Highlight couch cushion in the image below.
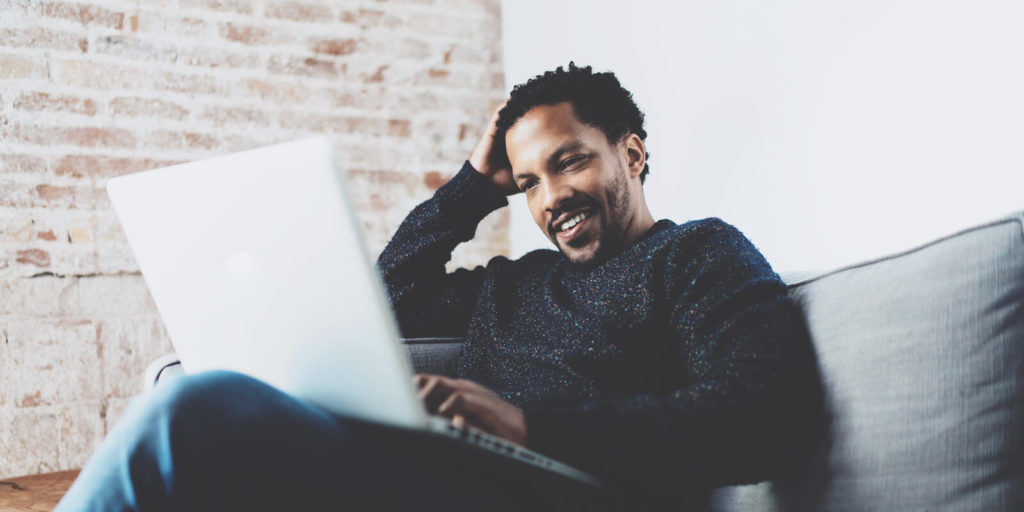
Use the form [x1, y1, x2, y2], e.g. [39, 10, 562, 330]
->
[711, 212, 1024, 511]
[402, 337, 463, 377]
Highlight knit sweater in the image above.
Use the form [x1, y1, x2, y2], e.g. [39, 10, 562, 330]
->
[377, 162, 822, 503]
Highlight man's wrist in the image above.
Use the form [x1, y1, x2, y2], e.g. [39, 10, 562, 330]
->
[432, 162, 508, 229]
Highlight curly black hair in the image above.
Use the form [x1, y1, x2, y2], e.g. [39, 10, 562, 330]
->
[496, 62, 650, 183]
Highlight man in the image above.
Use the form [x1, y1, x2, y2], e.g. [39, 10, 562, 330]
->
[58, 63, 821, 511]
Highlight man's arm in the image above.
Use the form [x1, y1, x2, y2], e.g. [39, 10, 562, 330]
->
[377, 101, 516, 337]
[520, 221, 823, 489]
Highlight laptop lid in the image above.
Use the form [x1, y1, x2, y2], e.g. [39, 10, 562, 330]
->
[107, 137, 428, 429]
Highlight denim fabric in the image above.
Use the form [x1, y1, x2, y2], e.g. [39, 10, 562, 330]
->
[57, 371, 611, 512]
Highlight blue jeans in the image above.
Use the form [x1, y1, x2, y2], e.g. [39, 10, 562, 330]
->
[56, 371, 609, 511]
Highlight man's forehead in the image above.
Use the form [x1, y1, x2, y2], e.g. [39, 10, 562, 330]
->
[506, 103, 600, 165]
[509, 102, 581, 136]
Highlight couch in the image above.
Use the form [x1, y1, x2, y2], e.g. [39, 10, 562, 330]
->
[145, 211, 1024, 510]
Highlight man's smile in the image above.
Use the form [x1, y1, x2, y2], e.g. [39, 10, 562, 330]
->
[550, 206, 596, 242]
[555, 209, 593, 243]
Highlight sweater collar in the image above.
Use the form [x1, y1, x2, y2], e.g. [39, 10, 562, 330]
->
[563, 219, 675, 272]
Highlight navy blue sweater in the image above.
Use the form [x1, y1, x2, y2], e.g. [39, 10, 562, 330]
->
[378, 163, 822, 502]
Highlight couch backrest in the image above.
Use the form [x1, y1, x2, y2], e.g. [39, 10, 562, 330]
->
[712, 212, 1024, 511]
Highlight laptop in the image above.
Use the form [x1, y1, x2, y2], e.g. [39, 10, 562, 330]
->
[106, 137, 600, 487]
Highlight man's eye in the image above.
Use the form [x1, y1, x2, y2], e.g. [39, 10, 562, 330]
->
[520, 180, 538, 191]
[560, 156, 585, 170]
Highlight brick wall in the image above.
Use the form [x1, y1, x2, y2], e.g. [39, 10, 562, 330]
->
[0, 0, 507, 477]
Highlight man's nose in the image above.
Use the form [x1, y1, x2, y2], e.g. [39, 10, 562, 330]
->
[541, 179, 574, 214]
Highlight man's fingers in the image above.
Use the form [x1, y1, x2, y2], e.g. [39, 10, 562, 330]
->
[415, 376, 509, 436]
[436, 388, 494, 426]
[437, 389, 464, 417]
[451, 414, 466, 428]
[490, 98, 508, 119]
[415, 374, 456, 413]
[417, 377, 438, 400]
[484, 99, 508, 132]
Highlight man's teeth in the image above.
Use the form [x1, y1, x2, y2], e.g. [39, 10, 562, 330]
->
[560, 212, 588, 232]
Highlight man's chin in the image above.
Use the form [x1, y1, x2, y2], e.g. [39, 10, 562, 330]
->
[558, 242, 602, 267]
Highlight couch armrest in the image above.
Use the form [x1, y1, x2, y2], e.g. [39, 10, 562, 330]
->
[143, 353, 185, 392]
[401, 337, 464, 376]
[144, 338, 466, 392]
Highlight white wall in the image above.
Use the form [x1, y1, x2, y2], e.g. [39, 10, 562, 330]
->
[500, 0, 1024, 272]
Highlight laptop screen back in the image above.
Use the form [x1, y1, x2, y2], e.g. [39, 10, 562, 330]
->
[107, 137, 427, 428]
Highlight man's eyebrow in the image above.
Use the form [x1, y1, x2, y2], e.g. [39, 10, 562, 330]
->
[547, 141, 586, 166]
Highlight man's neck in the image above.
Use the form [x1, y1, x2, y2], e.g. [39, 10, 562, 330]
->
[622, 206, 657, 249]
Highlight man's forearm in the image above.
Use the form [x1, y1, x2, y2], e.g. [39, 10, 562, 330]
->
[376, 162, 507, 336]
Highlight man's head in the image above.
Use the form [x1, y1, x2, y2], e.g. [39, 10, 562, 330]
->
[496, 63, 654, 267]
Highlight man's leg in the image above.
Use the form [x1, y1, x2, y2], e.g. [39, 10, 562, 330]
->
[56, 371, 536, 511]
[58, 370, 614, 511]
[57, 371, 366, 510]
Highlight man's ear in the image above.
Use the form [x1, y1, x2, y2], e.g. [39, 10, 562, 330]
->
[623, 134, 646, 179]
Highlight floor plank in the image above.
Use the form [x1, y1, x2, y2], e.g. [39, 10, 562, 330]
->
[0, 470, 80, 511]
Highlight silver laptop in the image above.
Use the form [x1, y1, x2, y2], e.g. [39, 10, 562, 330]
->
[107, 137, 599, 487]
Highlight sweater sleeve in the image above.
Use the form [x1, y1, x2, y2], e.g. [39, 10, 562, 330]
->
[522, 220, 823, 490]
[376, 162, 508, 337]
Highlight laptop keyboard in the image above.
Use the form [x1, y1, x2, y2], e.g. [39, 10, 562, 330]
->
[427, 417, 601, 486]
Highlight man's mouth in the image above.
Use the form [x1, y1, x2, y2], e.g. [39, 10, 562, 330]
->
[559, 211, 589, 232]
[553, 209, 593, 242]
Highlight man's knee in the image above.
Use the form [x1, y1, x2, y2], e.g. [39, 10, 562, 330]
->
[149, 370, 270, 428]
[147, 369, 361, 466]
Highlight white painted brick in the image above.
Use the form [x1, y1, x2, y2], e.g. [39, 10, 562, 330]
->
[58, 400, 106, 470]
[74, 275, 157, 316]
[0, 277, 80, 317]
[1, 0, 507, 476]
[102, 396, 135, 436]
[99, 316, 172, 398]
[0, 407, 61, 477]
[2, 319, 102, 409]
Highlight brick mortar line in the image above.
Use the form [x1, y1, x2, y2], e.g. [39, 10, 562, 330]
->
[2, 115, 466, 132]
[0, 144, 228, 163]
[1, 113, 499, 143]
[2, 110, 279, 130]
[72, 25, 487, 50]
[1, 128, 456, 146]
[166, 4, 498, 25]
[23, 270, 142, 279]
[3, 88, 505, 117]
[0, 158, 476, 186]
[0, 314, 159, 322]
[0, 315, 160, 323]
[0, 173, 112, 188]
[0, 145, 445, 169]
[1, 28, 492, 59]
[4, 5, 498, 35]
[3, 54, 504, 97]
[0, 149, 465, 174]
[3, 104, 487, 123]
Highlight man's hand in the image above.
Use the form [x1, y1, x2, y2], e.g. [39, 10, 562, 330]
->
[414, 374, 528, 447]
[468, 100, 519, 195]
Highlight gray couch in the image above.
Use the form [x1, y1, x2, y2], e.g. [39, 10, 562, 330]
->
[146, 211, 1024, 510]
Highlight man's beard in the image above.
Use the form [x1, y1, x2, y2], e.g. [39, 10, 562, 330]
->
[559, 170, 632, 268]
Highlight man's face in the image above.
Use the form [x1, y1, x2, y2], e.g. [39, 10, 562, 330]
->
[505, 101, 644, 266]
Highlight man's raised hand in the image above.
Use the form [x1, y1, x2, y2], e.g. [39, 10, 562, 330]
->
[468, 100, 519, 196]
[414, 374, 528, 447]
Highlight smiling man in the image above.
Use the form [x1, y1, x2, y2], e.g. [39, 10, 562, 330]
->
[381, 63, 824, 509]
[506, 100, 653, 266]
[58, 63, 821, 512]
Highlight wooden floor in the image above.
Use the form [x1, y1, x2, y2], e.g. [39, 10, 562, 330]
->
[0, 470, 79, 511]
